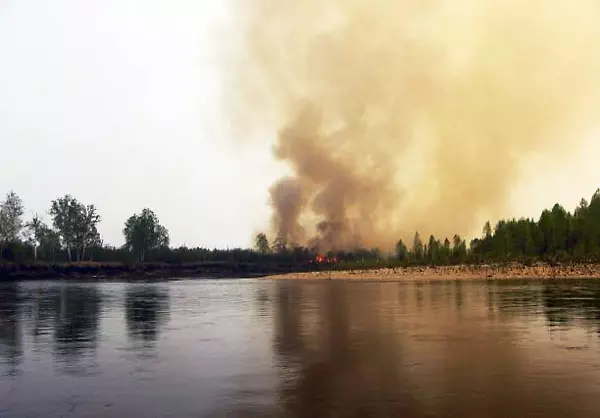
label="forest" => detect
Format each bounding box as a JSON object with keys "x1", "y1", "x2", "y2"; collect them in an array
[
  {"x1": 1, "y1": 189, "x2": 600, "y2": 278},
  {"x1": 403, "y1": 190, "x2": 600, "y2": 266}
]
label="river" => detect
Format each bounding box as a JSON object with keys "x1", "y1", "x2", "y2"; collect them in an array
[{"x1": 1, "y1": 279, "x2": 600, "y2": 417}]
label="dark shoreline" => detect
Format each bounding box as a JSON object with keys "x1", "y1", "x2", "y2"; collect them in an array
[
  {"x1": 5, "y1": 260, "x2": 600, "y2": 282},
  {"x1": 0, "y1": 261, "x2": 313, "y2": 281}
]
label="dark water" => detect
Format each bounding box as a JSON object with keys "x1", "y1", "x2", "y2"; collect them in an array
[{"x1": 2, "y1": 279, "x2": 600, "y2": 417}]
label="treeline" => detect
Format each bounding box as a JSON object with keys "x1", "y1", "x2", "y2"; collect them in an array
[
  {"x1": 471, "y1": 191, "x2": 600, "y2": 263},
  {"x1": 254, "y1": 188, "x2": 600, "y2": 266},
  {"x1": 0, "y1": 192, "x2": 174, "y2": 264},
  {"x1": 392, "y1": 189, "x2": 600, "y2": 265},
  {"x1": 2, "y1": 188, "x2": 600, "y2": 268},
  {"x1": 0, "y1": 191, "x2": 318, "y2": 266}
]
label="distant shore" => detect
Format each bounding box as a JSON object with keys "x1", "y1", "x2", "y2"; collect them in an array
[
  {"x1": 264, "y1": 262, "x2": 600, "y2": 280},
  {"x1": 4, "y1": 261, "x2": 600, "y2": 282},
  {"x1": 0, "y1": 261, "x2": 309, "y2": 281}
]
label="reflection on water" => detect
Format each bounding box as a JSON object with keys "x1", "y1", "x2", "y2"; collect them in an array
[
  {"x1": 0, "y1": 283, "x2": 20, "y2": 376},
  {"x1": 1, "y1": 279, "x2": 600, "y2": 417},
  {"x1": 273, "y1": 282, "x2": 424, "y2": 416},
  {"x1": 125, "y1": 285, "x2": 170, "y2": 346},
  {"x1": 53, "y1": 285, "x2": 101, "y2": 374}
]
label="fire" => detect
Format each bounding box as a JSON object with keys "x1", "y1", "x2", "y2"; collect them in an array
[{"x1": 312, "y1": 254, "x2": 338, "y2": 264}]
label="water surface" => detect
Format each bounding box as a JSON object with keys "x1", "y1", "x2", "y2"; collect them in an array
[{"x1": 1, "y1": 278, "x2": 600, "y2": 417}]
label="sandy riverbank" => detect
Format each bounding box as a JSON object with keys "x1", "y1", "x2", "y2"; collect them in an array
[{"x1": 264, "y1": 262, "x2": 600, "y2": 280}]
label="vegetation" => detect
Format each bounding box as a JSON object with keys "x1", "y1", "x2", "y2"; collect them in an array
[
  {"x1": 0, "y1": 191, "x2": 318, "y2": 279},
  {"x1": 123, "y1": 209, "x2": 169, "y2": 262},
  {"x1": 255, "y1": 233, "x2": 270, "y2": 255},
  {"x1": 468, "y1": 192, "x2": 600, "y2": 264},
  {"x1": 0, "y1": 191, "x2": 24, "y2": 260},
  {"x1": 2, "y1": 188, "x2": 600, "y2": 279},
  {"x1": 331, "y1": 189, "x2": 600, "y2": 268},
  {"x1": 49, "y1": 195, "x2": 101, "y2": 262}
]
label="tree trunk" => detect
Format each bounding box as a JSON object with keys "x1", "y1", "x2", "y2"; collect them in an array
[
  {"x1": 34, "y1": 245, "x2": 38, "y2": 261},
  {"x1": 81, "y1": 232, "x2": 87, "y2": 262}
]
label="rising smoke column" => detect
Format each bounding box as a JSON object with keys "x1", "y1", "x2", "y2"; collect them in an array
[{"x1": 227, "y1": 0, "x2": 600, "y2": 251}]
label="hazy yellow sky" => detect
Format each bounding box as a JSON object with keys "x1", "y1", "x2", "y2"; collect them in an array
[
  {"x1": 0, "y1": 0, "x2": 598, "y2": 248},
  {"x1": 230, "y1": 0, "x2": 600, "y2": 248}
]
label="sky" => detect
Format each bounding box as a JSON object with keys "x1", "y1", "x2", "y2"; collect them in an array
[
  {"x1": 0, "y1": 0, "x2": 285, "y2": 249},
  {"x1": 1, "y1": 0, "x2": 599, "y2": 249}
]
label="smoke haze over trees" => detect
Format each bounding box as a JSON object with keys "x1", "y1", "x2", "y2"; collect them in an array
[{"x1": 226, "y1": 0, "x2": 600, "y2": 252}]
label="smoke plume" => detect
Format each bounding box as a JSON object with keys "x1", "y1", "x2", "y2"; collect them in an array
[{"x1": 227, "y1": 0, "x2": 600, "y2": 251}]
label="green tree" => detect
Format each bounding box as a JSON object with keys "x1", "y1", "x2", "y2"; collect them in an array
[
  {"x1": 516, "y1": 218, "x2": 535, "y2": 257},
  {"x1": 255, "y1": 233, "x2": 270, "y2": 254},
  {"x1": 478, "y1": 221, "x2": 494, "y2": 257},
  {"x1": 0, "y1": 191, "x2": 24, "y2": 259},
  {"x1": 123, "y1": 209, "x2": 170, "y2": 262},
  {"x1": 452, "y1": 234, "x2": 467, "y2": 263},
  {"x1": 550, "y1": 203, "x2": 569, "y2": 256},
  {"x1": 537, "y1": 209, "x2": 553, "y2": 257},
  {"x1": 50, "y1": 195, "x2": 101, "y2": 261},
  {"x1": 572, "y1": 198, "x2": 589, "y2": 256},
  {"x1": 427, "y1": 235, "x2": 441, "y2": 264},
  {"x1": 493, "y1": 220, "x2": 510, "y2": 259},
  {"x1": 25, "y1": 214, "x2": 47, "y2": 261},
  {"x1": 585, "y1": 189, "x2": 600, "y2": 255},
  {"x1": 483, "y1": 221, "x2": 492, "y2": 239},
  {"x1": 39, "y1": 227, "x2": 61, "y2": 262},
  {"x1": 76, "y1": 204, "x2": 101, "y2": 261},
  {"x1": 441, "y1": 237, "x2": 451, "y2": 264},
  {"x1": 395, "y1": 239, "x2": 408, "y2": 261},
  {"x1": 412, "y1": 232, "x2": 424, "y2": 262},
  {"x1": 50, "y1": 195, "x2": 77, "y2": 260}
]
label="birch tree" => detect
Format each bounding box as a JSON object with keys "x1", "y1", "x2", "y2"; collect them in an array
[
  {"x1": 25, "y1": 214, "x2": 47, "y2": 261},
  {"x1": 123, "y1": 209, "x2": 169, "y2": 262},
  {"x1": 50, "y1": 195, "x2": 101, "y2": 261},
  {"x1": 0, "y1": 191, "x2": 24, "y2": 259}
]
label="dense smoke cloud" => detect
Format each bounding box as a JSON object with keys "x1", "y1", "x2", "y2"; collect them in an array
[{"x1": 228, "y1": 0, "x2": 600, "y2": 251}]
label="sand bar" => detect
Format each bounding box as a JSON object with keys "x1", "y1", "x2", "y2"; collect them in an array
[{"x1": 264, "y1": 263, "x2": 600, "y2": 280}]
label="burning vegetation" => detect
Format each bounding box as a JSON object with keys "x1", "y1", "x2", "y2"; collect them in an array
[{"x1": 312, "y1": 254, "x2": 338, "y2": 265}]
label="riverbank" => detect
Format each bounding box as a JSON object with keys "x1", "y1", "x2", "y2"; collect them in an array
[
  {"x1": 264, "y1": 262, "x2": 600, "y2": 280},
  {"x1": 0, "y1": 261, "x2": 310, "y2": 281},
  {"x1": 4, "y1": 261, "x2": 600, "y2": 281}
]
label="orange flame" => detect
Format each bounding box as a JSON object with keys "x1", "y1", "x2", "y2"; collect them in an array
[{"x1": 312, "y1": 254, "x2": 338, "y2": 264}]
